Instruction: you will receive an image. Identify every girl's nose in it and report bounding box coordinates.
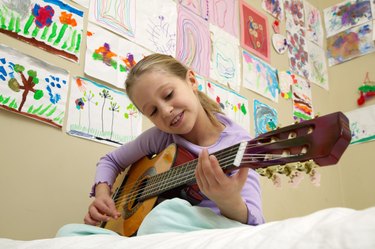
[161,104,173,117]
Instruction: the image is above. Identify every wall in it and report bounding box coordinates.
[0,0,374,240]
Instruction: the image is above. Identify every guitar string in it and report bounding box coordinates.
[114,153,295,206]
[111,139,303,205]
[112,138,300,205]
[112,150,298,206]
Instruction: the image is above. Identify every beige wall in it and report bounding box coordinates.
[0,0,374,240]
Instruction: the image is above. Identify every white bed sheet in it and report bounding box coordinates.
[1,207,375,249]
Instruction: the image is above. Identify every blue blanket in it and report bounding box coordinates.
[57,198,245,237]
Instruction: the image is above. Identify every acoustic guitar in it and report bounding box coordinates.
[100,112,351,236]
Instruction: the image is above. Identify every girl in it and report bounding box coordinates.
[83,54,264,234]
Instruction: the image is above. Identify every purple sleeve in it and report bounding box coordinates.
[90,127,172,197]
[242,169,265,225]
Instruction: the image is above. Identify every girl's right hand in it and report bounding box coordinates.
[84,183,121,226]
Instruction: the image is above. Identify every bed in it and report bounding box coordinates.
[1,206,374,249]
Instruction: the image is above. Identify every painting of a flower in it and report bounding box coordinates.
[59,11,77,27]
[32,4,55,28]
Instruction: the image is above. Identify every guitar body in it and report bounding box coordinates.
[102,143,196,236]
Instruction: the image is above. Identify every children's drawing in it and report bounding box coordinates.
[0,0,84,62]
[277,70,297,99]
[67,77,142,147]
[272,33,288,54]
[286,29,309,79]
[323,0,372,37]
[284,0,305,34]
[178,0,209,20]
[195,73,206,92]
[253,99,278,137]
[304,0,324,47]
[85,22,151,89]
[327,23,375,66]
[261,0,284,21]
[242,49,279,103]
[240,0,270,62]
[89,0,136,40]
[291,75,313,121]
[134,0,177,56]
[206,80,250,132]
[0,44,68,128]
[209,24,241,92]
[208,0,239,37]
[176,4,210,77]
[307,40,329,90]
[345,104,375,144]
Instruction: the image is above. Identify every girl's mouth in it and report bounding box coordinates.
[171,112,184,126]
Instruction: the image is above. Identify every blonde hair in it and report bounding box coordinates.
[125,54,223,125]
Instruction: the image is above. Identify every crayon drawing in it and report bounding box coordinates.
[178,0,209,20]
[66,77,142,147]
[286,29,310,79]
[307,40,329,90]
[240,0,270,62]
[0,0,84,62]
[324,0,372,37]
[345,104,375,145]
[209,24,241,92]
[85,22,151,89]
[206,80,250,132]
[284,0,305,34]
[261,0,284,21]
[208,0,239,37]
[176,4,211,77]
[135,0,177,56]
[0,44,69,128]
[89,0,136,40]
[304,0,324,47]
[242,49,279,103]
[291,75,314,121]
[327,23,375,66]
[253,99,278,137]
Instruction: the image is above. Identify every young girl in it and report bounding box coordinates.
[83,54,264,234]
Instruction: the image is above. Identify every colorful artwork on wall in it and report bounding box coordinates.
[66,77,142,147]
[0,44,69,128]
[178,0,209,20]
[176,4,211,77]
[239,0,270,62]
[85,22,151,89]
[208,0,239,37]
[326,23,375,66]
[209,24,241,92]
[291,75,314,121]
[0,0,84,62]
[261,0,284,21]
[284,0,305,33]
[277,70,298,100]
[253,99,278,137]
[307,40,329,90]
[345,104,375,145]
[206,80,250,132]
[242,49,279,103]
[323,0,372,37]
[286,29,310,79]
[304,0,324,47]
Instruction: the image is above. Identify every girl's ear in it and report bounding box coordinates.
[187,70,198,92]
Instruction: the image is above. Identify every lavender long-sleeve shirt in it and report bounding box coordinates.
[92,114,265,225]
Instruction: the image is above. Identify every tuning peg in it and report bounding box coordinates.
[271,174,282,188]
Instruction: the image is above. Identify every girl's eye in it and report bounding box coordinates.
[150,108,157,116]
[165,91,173,99]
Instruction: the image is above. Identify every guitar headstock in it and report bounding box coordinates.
[244,111,351,170]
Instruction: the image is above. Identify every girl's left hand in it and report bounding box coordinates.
[194,148,249,207]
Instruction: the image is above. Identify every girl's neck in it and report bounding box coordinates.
[182,112,225,147]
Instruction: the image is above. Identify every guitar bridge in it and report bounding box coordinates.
[234,141,248,167]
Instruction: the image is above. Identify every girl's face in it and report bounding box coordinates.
[131,69,203,136]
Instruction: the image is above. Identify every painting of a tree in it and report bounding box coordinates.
[0,44,69,128]
[67,77,142,147]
